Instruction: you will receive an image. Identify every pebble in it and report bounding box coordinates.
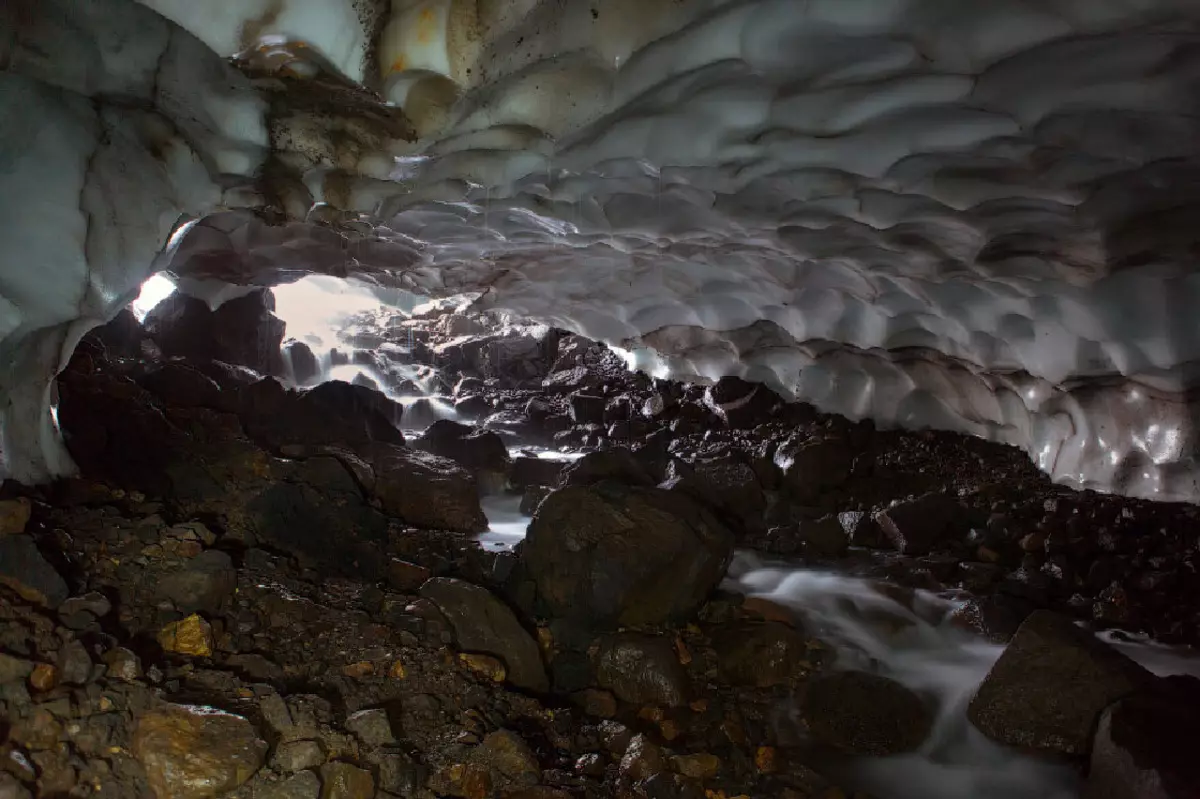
[272,740,325,773]
[157,614,214,657]
[0,498,32,535]
[0,535,69,608]
[345,709,395,747]
[56,639,92,685]
[102,648,142,682]
[320,762,375,799]
[258,770,320,799]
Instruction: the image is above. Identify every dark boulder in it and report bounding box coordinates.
[557,449,656,489]
[713,622,806,688]
[703,377,780,428]
[802,670,933,755]
[521,481,734,627]
[238,378,405,454]
[874,493,964,556]
[283,340,320,384]
[595,634,689,707]
[417,420,509,475]
[774,434,853,502]
[136,362,231,411]
[144,289,286,375]
[0,535,69,608]
[968,611,1155,756]
[370,445,487,533]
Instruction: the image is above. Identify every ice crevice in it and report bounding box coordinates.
[3,0,1200,501]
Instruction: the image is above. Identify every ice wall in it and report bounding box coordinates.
[4,0,1200,501]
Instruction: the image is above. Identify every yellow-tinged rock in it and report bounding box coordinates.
[754,746,778,774]
[342,661,373,678]
[458,653,506,682]
[132,704,266,799]
[388,660,407,679]
[740,597,796,626]
[674,635,692,665]
[537,626,555,656]
[659,719,682,741]
[672,753,721,779]
[157,615,214,657]
[29,663,58,692]
[431,762,492,799]
[0,498,31,535]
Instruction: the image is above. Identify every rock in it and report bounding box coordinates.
[569,393,606,425]
[386,559,432,592]
[55,639,92,685]
[371,445,487,533]
[620,734,666,782]
[137,362,228,410]
[0,498,31,535]
[474,730,540,788]
[802,671,932,755]
[595,634,689,707]
[455,394,491,420]
[523,482,734,627]
[0,653,33,684]
[133,704,267,799]
[419,578,548,692]
[156,550,237,614]
[556,449,656,489]
[968,610,1155,756]
[145,289,286,375]
[713,622,806,688]
[459,653,506,682]
[509,457,565,489]
[157,614,215,657]
[258,770,321,799]
[345,709,395,747]
[0,535,69,608]
[319,762,374,799]
[667,456,766,532]
[28,663,57,691]
[239,379,405,454]
[271,740,325,773]
[672,753,721,780]
[1084,678,1200,799]
[874,493,964,556]
[797,515,850,558]
[283,340,320,384]
[0,773,31,799]
[58,592,112,618]
[773,435,853,500]
[417,419,509,474]
[103,647,143,681]
[839,510,884,548]
[704,377,778,428]
[519,486,551,515]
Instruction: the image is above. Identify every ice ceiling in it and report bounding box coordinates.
[3,0,1200,501]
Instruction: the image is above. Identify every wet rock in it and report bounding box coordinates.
[239,378,405,454]
[474,730,541,788]
[455,394,491,420]
[103,647,142,681]
[874,493,964,556]
[156,550,237,615]
[157,614,215,657]
[0,773,31,799]
[523,482,734,627]
[55,639,92,685]
[283,340,320,385]
[386,559,432,592]
[802,671,933,755]
[272,740,325,773]
[319,762,374,799]
[672,753,721,780]
[797,515,850,558]
[569,393,606,425]
[145,289,286,375]
[419,578,548,692]
[370,445,487,533]
[258,770,321,799]
[510,457,565,489]
[1084,678,1200,799]
[58,592,112,618]
[667,456,766,533]
[713,622,806,688]
[0,653,34,684]
[557,449,656,489]
[704,377,779,428]
[0,498,31,535]
[133,704,267,799]
[417,419,509,474]
[345,709,395,747]
[596,634,689,707]
[774,435,853,500]
[520,486,551,515]
[968,611,1155,756]
[620,734,666,782]
[137,361,229,410]
[0,535,69,608]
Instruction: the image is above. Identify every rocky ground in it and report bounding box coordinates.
[1,288,1197,799]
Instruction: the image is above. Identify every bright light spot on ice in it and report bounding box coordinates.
[131,274,177,321]
[272,276,391,345]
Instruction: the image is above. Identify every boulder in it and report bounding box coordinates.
[665,456,766,533]
[144,289,286,376]
[556,449,656,489]
[419,578,548,692]
[133,704,267,799]
[713,622,806,688]
[238,379,404,454]
[796,515,850,558]
[154,550,238,615]
[371,446,487,533]
[569,393,606,425]
[1084,677,1200,799]
[522,481,734,627]
[595,633,689,707]
[774,434,853,501]
[802,670,932,755]
[0,535,69,608]
[510,456,566,489]
[874,493,964,556]
[283,340,320,384]
[137,362,230,411]
[417,419,509,474]
[704,377,779,428]
[967,611,1155,756]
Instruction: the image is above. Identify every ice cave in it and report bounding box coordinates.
[0,1,1198,798]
